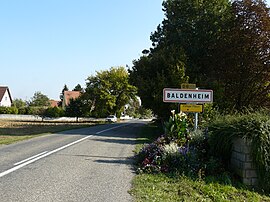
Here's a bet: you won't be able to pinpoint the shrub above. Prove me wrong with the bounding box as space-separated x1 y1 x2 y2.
163 111 189 145
26 106 46 115
43 107 65 118
0 106 18 114
207 110 270 191
135 111 223 177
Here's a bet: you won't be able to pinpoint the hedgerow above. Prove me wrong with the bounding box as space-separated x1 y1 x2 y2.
207 110 270 192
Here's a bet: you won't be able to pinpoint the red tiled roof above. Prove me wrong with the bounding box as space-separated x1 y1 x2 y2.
63 91 81 106
0 86 12 102
49 100 60 107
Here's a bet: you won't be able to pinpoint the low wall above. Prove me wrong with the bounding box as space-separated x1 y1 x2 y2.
0 114 105 122
0 114 42 121
230 137 258 186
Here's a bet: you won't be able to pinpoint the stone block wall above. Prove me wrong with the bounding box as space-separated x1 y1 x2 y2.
230 137 258 186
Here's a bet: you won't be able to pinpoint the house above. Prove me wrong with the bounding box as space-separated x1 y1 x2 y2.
49 100 61 108
62 91 81 109
0 86 12 107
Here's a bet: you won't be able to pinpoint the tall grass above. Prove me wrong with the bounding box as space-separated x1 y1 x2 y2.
207 109 270 192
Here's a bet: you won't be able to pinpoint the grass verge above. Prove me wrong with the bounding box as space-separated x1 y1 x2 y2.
0 120 99 145
130 173 270 202
131 122 270 202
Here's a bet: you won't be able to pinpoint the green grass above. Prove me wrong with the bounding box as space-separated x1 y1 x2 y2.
131 122 270 202
130 173 270 202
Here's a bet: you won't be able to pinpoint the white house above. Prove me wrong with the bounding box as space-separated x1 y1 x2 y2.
0 87 12 107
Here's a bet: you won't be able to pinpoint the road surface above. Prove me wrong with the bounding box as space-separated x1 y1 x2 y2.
0 120 148 202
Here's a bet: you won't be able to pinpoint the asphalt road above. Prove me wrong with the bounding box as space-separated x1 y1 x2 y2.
0 120 148 202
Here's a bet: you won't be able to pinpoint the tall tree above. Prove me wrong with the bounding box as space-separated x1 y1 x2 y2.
129 49 188 118
150 0 232 86
84 67 137 117
65 98 85 121
73 84 83 92
59 84 69 107
130 0 231 118
214 0 270 109
29 91 50 107
130 0 270 113
60 84 69 101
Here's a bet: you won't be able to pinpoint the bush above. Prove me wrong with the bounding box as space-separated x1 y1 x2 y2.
163 111 189 145
207 110 270 192
0 106 18 114
135 112 225 178
26 107 46 115
43 107 65 118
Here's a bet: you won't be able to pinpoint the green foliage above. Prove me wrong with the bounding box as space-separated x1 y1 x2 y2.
26 107 46 115
84 66 137 117
12 98 27 108
17 107 27 115
213 0 270 109
65 98 85 119
131 173 270 202
43 107 64 118
164 112 189 144
0 106 18 114
130 0 270 114
29 91 50 107
135 113 224 177
129 51 188 119
73 84 83 92
132 124 270 201
208 110 270 191
59 84 69 105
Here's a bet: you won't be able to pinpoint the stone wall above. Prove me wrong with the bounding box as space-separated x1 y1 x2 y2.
230 137 258 186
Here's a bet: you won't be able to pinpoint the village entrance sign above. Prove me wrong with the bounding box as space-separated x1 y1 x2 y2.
163 86 213 130
163 88 213 103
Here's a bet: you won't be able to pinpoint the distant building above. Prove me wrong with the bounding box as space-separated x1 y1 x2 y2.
0 86 12 107
49 100 61 108
62 91 81 109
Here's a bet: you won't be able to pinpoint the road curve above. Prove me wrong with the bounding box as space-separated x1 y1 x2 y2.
0 120 149 202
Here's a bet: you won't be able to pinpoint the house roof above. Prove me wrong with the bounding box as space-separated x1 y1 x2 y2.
49 100 60 107
0 86 12 102
63 91 81 106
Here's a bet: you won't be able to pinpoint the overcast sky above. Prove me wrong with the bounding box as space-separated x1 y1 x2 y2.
0 0 269 101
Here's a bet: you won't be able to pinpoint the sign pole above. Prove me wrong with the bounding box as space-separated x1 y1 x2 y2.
194 112 198 131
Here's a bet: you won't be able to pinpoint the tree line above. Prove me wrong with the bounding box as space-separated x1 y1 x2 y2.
3 0 269 119
4 67 151 119
128 0 270 118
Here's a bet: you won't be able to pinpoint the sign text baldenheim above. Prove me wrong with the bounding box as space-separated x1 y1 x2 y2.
163 88 213 103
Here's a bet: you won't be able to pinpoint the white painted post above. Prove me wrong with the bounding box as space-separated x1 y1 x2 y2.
194 112 198 131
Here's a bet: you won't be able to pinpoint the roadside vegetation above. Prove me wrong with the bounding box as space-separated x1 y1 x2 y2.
129 0 270 199
131 114 270 201
0 120 97 145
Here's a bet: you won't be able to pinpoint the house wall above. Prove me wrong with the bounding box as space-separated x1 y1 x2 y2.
0 90 12 107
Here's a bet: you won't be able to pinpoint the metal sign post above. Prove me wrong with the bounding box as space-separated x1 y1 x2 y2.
194 112 198 131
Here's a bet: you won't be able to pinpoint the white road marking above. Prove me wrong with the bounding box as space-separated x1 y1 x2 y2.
14 151 48 166
0 123 131 178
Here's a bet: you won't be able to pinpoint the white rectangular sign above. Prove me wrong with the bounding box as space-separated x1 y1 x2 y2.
163 88 213 103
